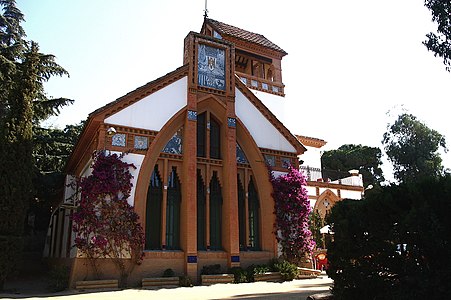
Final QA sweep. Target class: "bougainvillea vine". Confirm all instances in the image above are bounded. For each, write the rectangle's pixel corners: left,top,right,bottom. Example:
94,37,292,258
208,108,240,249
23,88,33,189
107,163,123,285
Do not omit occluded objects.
72,151,144,286
271,165,315,263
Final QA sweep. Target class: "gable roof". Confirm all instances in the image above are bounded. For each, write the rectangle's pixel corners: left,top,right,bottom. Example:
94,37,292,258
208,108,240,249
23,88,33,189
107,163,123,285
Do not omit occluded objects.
203,18,287,56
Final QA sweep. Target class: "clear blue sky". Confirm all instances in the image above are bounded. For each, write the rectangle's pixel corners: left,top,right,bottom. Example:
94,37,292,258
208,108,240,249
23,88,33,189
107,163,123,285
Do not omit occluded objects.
17,0,451,175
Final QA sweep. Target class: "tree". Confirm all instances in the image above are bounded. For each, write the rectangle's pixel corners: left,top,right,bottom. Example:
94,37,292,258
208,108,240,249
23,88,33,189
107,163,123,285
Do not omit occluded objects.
270,166,315,264
72,152,144,287
382,113,447,183
327,176,451,300
0,0,72,289
423,0,451,71
30,122,84,232
321,144,385,187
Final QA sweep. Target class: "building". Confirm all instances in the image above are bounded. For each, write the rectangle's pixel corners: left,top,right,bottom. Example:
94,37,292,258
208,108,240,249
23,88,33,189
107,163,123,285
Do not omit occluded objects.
44,17,363,286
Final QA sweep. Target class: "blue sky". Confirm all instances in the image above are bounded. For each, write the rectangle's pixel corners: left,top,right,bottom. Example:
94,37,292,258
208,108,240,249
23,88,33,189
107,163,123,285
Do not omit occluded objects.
17,0,451,174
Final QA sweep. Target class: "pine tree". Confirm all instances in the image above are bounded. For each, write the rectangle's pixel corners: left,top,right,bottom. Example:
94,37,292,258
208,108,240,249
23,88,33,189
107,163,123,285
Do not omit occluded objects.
0,0,72,289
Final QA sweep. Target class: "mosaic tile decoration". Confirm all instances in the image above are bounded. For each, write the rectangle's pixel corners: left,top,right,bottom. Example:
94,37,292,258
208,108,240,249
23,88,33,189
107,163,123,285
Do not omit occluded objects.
134,136,148,150
111,133,126,147
281,157,292,168
236,143,248,164
262,83,268,90
162,127,183,154
187,110,197,121
227,117,236,128
187,255,197,263
264,154,276,167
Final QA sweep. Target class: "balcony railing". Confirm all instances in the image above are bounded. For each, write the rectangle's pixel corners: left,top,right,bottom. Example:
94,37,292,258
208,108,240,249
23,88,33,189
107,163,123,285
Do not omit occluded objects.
236,72,285,96
299,166,363,187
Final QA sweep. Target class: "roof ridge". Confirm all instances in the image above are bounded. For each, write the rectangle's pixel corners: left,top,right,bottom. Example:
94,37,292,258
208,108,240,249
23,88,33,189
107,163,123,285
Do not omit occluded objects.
205,18,287,55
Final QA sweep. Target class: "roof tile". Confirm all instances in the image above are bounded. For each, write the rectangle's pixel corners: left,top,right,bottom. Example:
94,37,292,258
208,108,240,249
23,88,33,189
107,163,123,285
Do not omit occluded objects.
206,18,287,55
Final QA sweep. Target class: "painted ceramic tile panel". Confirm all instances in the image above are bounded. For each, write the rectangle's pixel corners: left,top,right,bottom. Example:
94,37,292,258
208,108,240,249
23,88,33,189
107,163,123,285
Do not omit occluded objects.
162,128,183,154
236,143,248,164
198,44,225,90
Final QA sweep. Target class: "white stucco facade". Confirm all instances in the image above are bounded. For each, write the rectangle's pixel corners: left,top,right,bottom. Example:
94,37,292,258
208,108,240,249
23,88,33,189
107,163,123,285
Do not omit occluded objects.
235,88,296,153
250,89,285,123
299,145,322,169
105,77,188,131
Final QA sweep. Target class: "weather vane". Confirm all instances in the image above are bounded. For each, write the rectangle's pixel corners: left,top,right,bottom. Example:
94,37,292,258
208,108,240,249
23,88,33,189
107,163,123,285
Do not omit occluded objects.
204,0,208,18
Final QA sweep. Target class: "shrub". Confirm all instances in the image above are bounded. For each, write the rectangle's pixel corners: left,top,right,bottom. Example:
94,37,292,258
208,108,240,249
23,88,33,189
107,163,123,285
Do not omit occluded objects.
229,267,248,283
179,275,193,287
201,264,222,275
162,268,175,277
48,265,70,292
245,264,270,282
273,260,298,281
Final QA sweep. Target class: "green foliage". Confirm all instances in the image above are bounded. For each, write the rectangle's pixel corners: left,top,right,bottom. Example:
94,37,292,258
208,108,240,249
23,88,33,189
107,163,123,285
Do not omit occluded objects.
229,267,248,283
48,265,70,292
321,144,385,187
423,0,451,71
383,113,447,183
0,0,72,289
30,122,83,231
162,268,175,277
308,210,325,249
178,275,193,287
327,176,451,300
272,259,299,281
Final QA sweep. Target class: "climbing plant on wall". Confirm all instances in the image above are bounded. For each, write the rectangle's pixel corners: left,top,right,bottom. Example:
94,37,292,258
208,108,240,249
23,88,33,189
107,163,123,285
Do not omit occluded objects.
72,151,144,287
271,166,315,263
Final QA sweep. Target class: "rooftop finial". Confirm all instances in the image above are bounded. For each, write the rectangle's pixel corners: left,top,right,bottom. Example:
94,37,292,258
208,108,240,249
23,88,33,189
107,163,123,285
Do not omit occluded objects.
203,0,208,18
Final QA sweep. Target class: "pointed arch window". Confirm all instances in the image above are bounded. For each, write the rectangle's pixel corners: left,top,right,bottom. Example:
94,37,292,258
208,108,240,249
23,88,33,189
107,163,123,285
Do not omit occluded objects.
210,171,223,250
237,175,246,250
197,170,206,250
210,117,221,159
166,167,181,250
248,176,260,250
146,165,163,250
197,112,221,159
197,113,206,157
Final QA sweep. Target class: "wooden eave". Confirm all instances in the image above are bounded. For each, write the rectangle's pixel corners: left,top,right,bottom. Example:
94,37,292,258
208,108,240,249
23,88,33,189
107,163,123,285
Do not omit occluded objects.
235,77,306,155
296,135,327,148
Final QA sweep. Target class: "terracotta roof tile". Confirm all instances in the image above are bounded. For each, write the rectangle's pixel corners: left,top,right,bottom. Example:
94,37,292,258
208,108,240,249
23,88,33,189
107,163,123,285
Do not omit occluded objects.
205,18,287,55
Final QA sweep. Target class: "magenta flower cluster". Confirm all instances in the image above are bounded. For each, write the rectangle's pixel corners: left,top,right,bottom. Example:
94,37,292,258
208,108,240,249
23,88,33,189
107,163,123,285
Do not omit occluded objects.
72,151,145,274
271,165,315,262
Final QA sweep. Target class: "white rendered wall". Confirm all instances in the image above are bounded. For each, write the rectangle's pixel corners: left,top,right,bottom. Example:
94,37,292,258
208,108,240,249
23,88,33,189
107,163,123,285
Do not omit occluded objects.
340,189,362,200
236,88,296,153
305,185,317,198
105,77,187,131
251,90,285,123
309,199,317,209
299,145,322,169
